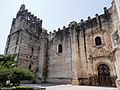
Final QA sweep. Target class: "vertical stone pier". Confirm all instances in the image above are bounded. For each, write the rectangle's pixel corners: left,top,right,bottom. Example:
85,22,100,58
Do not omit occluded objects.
69,22,81,85
112,0,120,89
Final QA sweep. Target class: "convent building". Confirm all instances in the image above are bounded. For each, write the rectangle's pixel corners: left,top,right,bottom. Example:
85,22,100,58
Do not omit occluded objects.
5,0,120,87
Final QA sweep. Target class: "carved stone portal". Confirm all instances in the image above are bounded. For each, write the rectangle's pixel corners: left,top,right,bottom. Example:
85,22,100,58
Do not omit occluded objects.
89,48,112,59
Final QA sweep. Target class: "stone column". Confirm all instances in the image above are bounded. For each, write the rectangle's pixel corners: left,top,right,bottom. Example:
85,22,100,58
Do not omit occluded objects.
112,30,120,89
114,0,120,20
111,1,120,89
114,48,120,89
69,23,81,85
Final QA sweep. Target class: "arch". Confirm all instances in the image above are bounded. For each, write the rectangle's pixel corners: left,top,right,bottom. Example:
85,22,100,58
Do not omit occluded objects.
29,64,31,70
95,62,112,75
95,36,102,46
58,44,62,53
97,64,112,86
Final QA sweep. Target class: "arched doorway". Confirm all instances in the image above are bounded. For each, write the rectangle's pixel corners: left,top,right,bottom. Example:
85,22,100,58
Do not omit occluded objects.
98,64,112,86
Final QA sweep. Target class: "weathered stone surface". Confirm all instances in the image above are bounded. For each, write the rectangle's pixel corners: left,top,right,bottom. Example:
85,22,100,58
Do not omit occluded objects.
111,0,120,89
4,1,120,87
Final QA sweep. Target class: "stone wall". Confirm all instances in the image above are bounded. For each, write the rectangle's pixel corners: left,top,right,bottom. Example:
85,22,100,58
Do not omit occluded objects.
111,0,120,89
47,28,72,84
5,2,118,86
4,4,47,83
114,0,120,20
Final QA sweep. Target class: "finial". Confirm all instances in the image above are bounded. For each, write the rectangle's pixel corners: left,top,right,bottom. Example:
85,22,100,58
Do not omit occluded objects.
28,12,31,15
25,9,28,12
31,14,34,17
19,4,25,11
63,26,66,29
88,16,91,20
104,7,108,15
81,19,84,22
58,28,60,31
95,14,99,17
54,30,56,33
49,31,52,34
104,7,107,10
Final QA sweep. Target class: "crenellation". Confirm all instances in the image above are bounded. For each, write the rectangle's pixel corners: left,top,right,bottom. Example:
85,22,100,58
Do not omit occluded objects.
68,21,77,28
88,16,91,21
45,30,48,34
58,28,61,31
15,5,43,35
104,7,108,15
48,31,55,42
85,16,93,29
95,13,99,18
19,4,25,11
95,14,102,28
54,30,56,33
49,31,52,34
5,2,120,87
47,8,111,36
63,26,66,30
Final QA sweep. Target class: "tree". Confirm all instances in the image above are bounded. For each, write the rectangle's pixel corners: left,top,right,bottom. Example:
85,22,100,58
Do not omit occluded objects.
10,67,35,86
0,68,12,86
0,54,15,69
0,54,35,87
0,54,15,86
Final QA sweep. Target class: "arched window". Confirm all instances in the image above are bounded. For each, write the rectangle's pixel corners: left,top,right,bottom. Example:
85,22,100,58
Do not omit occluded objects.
29,64,31,70
58,44,62,53
95,36,102,46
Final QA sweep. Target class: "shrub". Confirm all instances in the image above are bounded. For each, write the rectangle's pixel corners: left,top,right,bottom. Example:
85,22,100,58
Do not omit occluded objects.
16,86,34,90
10,67,35,86
0,54,15,63
0,54,15,69
0,54,35,87
0,68,12,86
0,86,34,90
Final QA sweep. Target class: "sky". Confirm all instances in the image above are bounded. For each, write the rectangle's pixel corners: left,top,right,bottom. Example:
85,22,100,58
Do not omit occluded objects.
0,0,112,54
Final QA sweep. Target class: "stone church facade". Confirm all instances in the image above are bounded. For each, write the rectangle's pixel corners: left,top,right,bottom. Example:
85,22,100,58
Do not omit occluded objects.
4,0,120,87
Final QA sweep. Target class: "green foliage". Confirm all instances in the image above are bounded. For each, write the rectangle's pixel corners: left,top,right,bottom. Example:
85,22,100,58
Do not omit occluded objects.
10,67,35,86
0,86,16,90
0,54,35,87
0,54,15,62
0,54,15,69
0,61,14,69
0,86,33,90
16,86,33,90
0,54,16,86
0,68,12,86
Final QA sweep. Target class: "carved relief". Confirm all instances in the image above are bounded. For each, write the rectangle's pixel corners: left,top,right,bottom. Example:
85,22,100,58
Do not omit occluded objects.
112,30,120,46
89,48,112,59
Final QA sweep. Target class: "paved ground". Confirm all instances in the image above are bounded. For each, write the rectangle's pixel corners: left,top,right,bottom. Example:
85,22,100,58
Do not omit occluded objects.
46,85,117,90
22,84,117,90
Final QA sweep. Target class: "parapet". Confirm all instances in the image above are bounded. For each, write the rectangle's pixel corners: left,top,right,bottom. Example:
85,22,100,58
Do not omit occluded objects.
14,4,111,38
68,7,111,30
47,6,111,38
16,4,43,29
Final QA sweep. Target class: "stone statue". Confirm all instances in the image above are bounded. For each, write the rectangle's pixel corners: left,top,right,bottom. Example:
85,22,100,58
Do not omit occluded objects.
112,30,120,46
